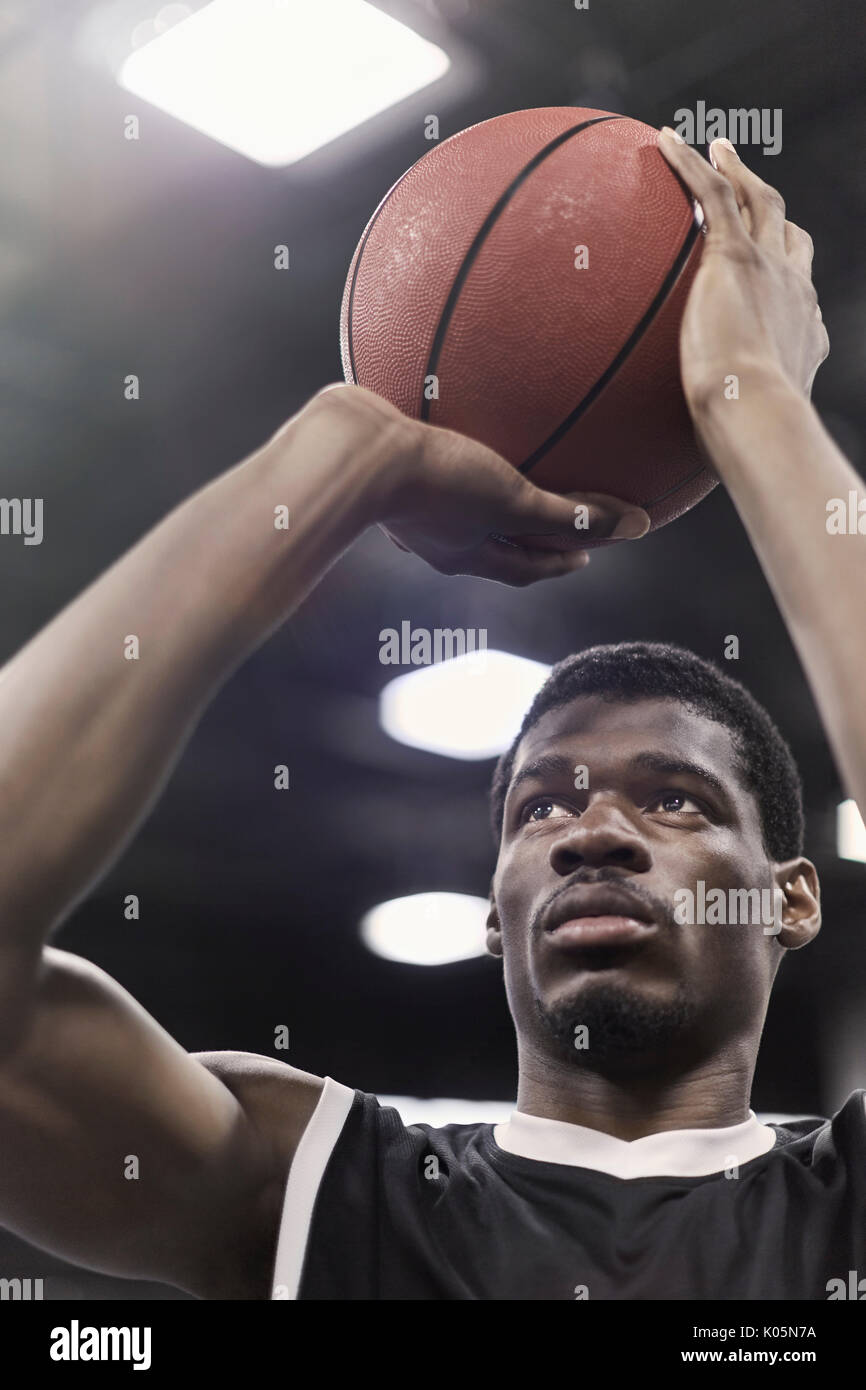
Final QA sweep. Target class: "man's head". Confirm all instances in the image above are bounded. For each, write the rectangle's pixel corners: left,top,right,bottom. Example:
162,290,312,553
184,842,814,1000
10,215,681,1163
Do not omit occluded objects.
487,642,820,1079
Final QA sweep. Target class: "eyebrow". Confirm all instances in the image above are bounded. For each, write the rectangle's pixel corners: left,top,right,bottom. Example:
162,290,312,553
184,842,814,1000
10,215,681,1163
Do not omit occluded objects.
507,749,730,805
508,753,577,797
630,752,729,803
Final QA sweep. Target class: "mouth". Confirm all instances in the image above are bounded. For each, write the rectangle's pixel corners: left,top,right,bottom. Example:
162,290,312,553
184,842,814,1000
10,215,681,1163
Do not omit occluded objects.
547,915,656,949
542,886,658,953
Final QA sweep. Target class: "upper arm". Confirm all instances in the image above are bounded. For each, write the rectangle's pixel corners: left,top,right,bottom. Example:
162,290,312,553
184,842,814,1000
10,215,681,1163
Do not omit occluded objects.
0,948,323,1298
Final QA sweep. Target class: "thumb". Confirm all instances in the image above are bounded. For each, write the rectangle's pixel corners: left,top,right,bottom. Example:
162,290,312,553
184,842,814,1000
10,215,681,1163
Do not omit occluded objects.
491,479,651,551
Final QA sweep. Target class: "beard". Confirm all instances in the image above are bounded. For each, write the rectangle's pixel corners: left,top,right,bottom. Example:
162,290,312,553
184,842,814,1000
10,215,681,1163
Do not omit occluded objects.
535,977,698,1074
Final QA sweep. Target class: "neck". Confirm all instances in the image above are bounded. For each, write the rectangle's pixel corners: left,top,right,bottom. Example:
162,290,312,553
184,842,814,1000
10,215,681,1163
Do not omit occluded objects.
516,1038,757,1140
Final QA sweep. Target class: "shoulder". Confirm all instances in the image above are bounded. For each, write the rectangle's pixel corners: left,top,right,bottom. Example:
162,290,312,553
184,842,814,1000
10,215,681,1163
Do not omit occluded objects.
185,1052,333,1298
193,1050,326,1162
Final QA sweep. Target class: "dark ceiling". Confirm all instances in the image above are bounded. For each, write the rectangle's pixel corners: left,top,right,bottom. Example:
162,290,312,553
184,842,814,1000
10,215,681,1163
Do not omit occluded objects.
1,0,865,1297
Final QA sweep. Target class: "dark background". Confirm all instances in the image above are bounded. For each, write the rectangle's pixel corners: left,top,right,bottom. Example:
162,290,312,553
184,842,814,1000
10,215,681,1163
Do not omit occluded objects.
0,0,864,1298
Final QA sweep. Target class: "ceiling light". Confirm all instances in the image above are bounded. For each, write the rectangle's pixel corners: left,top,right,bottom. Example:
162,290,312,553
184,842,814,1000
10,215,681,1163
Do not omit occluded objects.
378,1095,514,1124
360,891,489,965
117,0,451,167
379,649,550,760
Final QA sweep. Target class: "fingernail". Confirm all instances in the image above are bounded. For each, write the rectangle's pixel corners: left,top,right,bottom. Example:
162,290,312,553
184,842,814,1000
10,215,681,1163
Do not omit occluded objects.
710,137,737,169
660,126,685,144
612,510,651,540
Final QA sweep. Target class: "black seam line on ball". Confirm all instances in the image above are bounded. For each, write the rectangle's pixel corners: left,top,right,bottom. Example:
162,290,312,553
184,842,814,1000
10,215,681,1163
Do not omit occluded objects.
346,162,417,386
419,114,621,421
518,215,701,475
638,462,711,509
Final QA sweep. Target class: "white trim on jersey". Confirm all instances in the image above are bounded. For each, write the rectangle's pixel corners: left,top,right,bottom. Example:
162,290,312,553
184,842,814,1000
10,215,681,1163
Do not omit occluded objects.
270,1075,355,1300
494,1107,777,1177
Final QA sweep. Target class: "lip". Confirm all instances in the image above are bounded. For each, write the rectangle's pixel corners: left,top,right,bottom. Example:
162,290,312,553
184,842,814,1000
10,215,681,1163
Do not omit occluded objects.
542,884,656,937
547,915,657,949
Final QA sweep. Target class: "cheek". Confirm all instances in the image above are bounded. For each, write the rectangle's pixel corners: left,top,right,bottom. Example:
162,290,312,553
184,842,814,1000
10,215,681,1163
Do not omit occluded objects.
659,841,776,973
493,874,538,994
673,852,777,985
681,921,766,975
674,839,772,902
493,842,538,918
498,914,533,979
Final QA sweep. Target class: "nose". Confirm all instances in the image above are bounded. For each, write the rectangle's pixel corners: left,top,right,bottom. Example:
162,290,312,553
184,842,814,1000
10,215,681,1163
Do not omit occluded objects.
548,796,652,877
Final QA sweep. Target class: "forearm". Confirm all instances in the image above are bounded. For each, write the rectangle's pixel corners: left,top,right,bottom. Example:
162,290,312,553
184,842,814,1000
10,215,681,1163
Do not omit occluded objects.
0,391,395,967
694,370,866,810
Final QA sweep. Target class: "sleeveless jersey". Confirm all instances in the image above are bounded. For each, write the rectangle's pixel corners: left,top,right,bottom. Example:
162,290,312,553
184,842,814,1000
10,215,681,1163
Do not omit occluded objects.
270,1078,866,1300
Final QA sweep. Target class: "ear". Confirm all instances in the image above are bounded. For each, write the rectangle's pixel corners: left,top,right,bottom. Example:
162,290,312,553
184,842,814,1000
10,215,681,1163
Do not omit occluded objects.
772,857,821,949
486,896,503,958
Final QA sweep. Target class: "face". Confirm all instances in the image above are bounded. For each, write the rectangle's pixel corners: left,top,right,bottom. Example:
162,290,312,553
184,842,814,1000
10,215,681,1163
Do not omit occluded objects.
489,695,818,1076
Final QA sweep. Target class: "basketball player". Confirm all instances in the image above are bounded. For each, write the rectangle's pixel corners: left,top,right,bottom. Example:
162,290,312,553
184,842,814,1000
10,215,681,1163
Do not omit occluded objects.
0,133,858,1300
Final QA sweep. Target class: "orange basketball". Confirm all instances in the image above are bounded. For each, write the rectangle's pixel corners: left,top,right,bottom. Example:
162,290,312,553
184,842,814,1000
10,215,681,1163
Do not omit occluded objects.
340,106,712,534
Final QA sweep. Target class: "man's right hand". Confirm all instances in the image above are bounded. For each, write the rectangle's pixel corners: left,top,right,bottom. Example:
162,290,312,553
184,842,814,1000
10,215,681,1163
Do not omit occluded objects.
311,384,651,587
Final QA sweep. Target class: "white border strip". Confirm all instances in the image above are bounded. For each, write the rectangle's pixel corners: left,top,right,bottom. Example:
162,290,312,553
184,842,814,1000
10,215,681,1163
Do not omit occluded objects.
270,1075,356,1300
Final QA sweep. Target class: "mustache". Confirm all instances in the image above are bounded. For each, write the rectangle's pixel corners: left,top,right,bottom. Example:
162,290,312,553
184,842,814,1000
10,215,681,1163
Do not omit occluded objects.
529,867,675,940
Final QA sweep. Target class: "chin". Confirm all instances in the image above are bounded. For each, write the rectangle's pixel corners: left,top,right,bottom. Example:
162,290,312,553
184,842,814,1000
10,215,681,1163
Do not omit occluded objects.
534,976,697,1069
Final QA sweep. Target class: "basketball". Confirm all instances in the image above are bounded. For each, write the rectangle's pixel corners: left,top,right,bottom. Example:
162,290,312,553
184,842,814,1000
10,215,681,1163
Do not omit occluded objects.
340,106,713,534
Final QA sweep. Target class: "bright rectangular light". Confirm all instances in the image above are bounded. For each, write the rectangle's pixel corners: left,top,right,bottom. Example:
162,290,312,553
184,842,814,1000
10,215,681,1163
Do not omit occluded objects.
360,892,489,965
837,798,866,863
118,0,451,167
380,650,551,761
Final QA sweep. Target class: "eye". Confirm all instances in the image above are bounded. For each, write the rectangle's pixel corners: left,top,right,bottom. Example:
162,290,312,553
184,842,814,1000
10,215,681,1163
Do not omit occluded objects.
521,796,575,824
650,790,705,815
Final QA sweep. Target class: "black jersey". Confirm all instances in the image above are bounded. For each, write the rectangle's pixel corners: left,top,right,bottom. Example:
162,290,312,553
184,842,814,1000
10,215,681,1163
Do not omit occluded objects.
270,1078,866,1301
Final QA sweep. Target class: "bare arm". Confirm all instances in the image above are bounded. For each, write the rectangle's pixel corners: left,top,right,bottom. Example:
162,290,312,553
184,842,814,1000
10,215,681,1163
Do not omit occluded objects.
696,380,866,813
0,390,401,1295
0,390,394,1022
0,382,645,1294
0,949,324,1297
658,131,866,812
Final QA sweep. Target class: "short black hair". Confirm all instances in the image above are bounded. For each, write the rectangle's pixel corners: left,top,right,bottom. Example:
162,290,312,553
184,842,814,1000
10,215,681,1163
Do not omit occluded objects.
490,641,804,862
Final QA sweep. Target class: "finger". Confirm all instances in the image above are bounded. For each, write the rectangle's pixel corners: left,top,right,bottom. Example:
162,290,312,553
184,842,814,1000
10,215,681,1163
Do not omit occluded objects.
491,478,650,549
658,128,745,243
469,539,590,588
570,490,652,541
705,141,753,237
784,219,815,276
707,139,787,253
